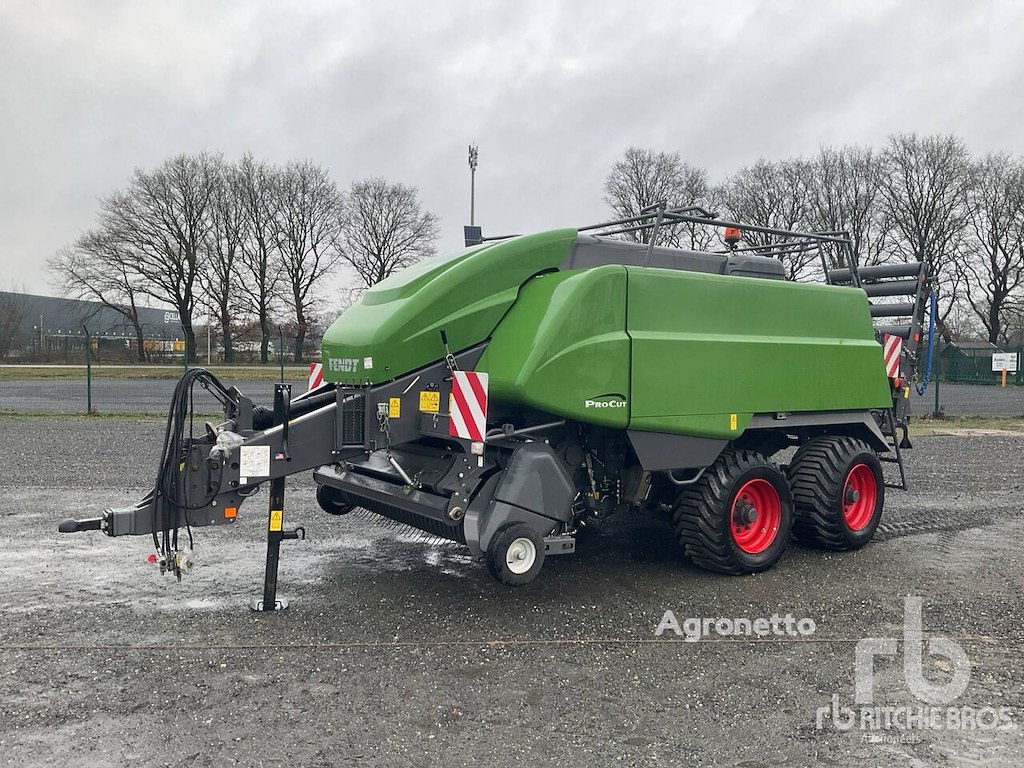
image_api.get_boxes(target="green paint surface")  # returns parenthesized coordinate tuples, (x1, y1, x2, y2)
(321, 230, 892, 439)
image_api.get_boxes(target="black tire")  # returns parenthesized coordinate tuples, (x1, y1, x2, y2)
(486, 523, 545, 586)
(787, 436, 884, 550)
(672, 450, 793, 575)
(316, 484, 355, 516)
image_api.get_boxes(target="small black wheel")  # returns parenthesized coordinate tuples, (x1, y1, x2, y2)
(787, 436, 884, 550)
(316, 484, 355, 516)
(672, 450, 793, 575)
(486, 523, 545, 586)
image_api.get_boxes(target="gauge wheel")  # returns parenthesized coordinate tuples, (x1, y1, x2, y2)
(486, 522, 546, 586)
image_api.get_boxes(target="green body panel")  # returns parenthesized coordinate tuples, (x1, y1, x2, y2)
(320, 228, 891, 442)
(478, 266, 631, 428)
(626, 268, 891, 438)
(320, 230, 577, 384)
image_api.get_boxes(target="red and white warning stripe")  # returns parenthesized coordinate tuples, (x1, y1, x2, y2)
(882, 334, 901, 378)
(308, 362, 324, 391)
(449, 371, 488, 442)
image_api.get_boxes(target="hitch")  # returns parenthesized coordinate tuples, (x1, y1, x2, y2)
(58, 517, 102, 533)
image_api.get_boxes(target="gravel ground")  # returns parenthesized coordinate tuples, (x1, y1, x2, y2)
(0, 416, 1021, 767)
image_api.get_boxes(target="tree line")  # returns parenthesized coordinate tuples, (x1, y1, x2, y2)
(605, 134, 1024, 345)
(50, 153, 439, 362)
(48, 134, 1024, 368)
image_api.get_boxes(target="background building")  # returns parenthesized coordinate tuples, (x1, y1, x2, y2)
(0, 291, 185, 362)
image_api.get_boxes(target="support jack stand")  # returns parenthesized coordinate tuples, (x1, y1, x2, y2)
(251, 384, 305, 612)
(250, 476, 306, 612)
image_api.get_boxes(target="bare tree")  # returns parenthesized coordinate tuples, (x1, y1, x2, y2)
(101, 153, 221, 360)
(998, 298, 1024, 346)
(0, 284, 26, 359)
(880, 134, 973, 319)
(48, 234, 148, 361)
(201, 161, 248, 363)
(236, 153, 284, 364)
(339, 178, 439, 288)
(718, 158, 818, 279)
(604, 147, 715, 248)
(275, 160, 343, 362)
(808, 146, 893, 270)
(961, 152, 1024, 345)
(942, 296, 986, 341)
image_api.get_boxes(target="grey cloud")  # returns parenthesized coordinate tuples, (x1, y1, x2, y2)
(2, 0, 1023, 294)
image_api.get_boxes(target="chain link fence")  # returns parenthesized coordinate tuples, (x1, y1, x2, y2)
(919, 345, 1024, 417)
(915, 381, 1024, 418)
(0, 365, 312, 415)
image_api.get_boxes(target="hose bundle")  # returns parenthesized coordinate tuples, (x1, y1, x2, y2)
(150, 368, 234, 572)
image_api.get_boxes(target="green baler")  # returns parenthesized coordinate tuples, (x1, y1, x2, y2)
(60, 207, 933, 597)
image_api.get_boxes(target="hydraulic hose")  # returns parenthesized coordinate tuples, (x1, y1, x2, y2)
(916, 291, 937, 396)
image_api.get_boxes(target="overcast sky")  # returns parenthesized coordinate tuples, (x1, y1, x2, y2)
(3, 0, 1023, 299)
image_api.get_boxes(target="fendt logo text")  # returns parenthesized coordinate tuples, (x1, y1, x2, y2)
(328, 357, 359, 373)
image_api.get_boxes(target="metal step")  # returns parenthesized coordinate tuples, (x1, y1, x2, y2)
(879, 409, 908, 491)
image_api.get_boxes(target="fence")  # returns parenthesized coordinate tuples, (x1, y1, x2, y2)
(939, 345, 1024, 385)
(916, 345, 1024, 417)
(0, 365, 312, 415)
(6, 325, 322, 367)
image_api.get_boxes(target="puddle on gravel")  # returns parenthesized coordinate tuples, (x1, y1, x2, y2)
(1, 497, 480, 615)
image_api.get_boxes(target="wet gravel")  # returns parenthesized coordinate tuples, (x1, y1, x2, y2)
(0, 416, 1021, 767)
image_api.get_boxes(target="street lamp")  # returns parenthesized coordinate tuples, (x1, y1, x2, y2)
(468, 144, 479, 226)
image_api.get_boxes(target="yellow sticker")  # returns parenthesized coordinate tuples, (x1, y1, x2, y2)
(903, 386, 910, 399)
(389, 397, 401, 418)
(419, 390, 440, 413)
(730, 413, 738, 431)
(269, 510, 283, 532)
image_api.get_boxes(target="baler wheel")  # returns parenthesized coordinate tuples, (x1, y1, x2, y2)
(316, 484, 355, 516)
(486, 523, 546, 586)
(786, 437, 884, 550)
(672, 451, 793, 575)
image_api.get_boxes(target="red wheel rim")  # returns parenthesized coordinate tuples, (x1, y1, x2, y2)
(843, 463, 877, 531)
(730, 479, 782, 554)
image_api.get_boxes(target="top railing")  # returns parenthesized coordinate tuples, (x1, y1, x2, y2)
(578, 202, 860, 285)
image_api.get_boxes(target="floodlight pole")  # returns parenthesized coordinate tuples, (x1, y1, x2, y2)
(468, 144, 479, 226)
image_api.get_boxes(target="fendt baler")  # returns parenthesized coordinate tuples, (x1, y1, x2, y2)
(60, 206, 934, 599)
